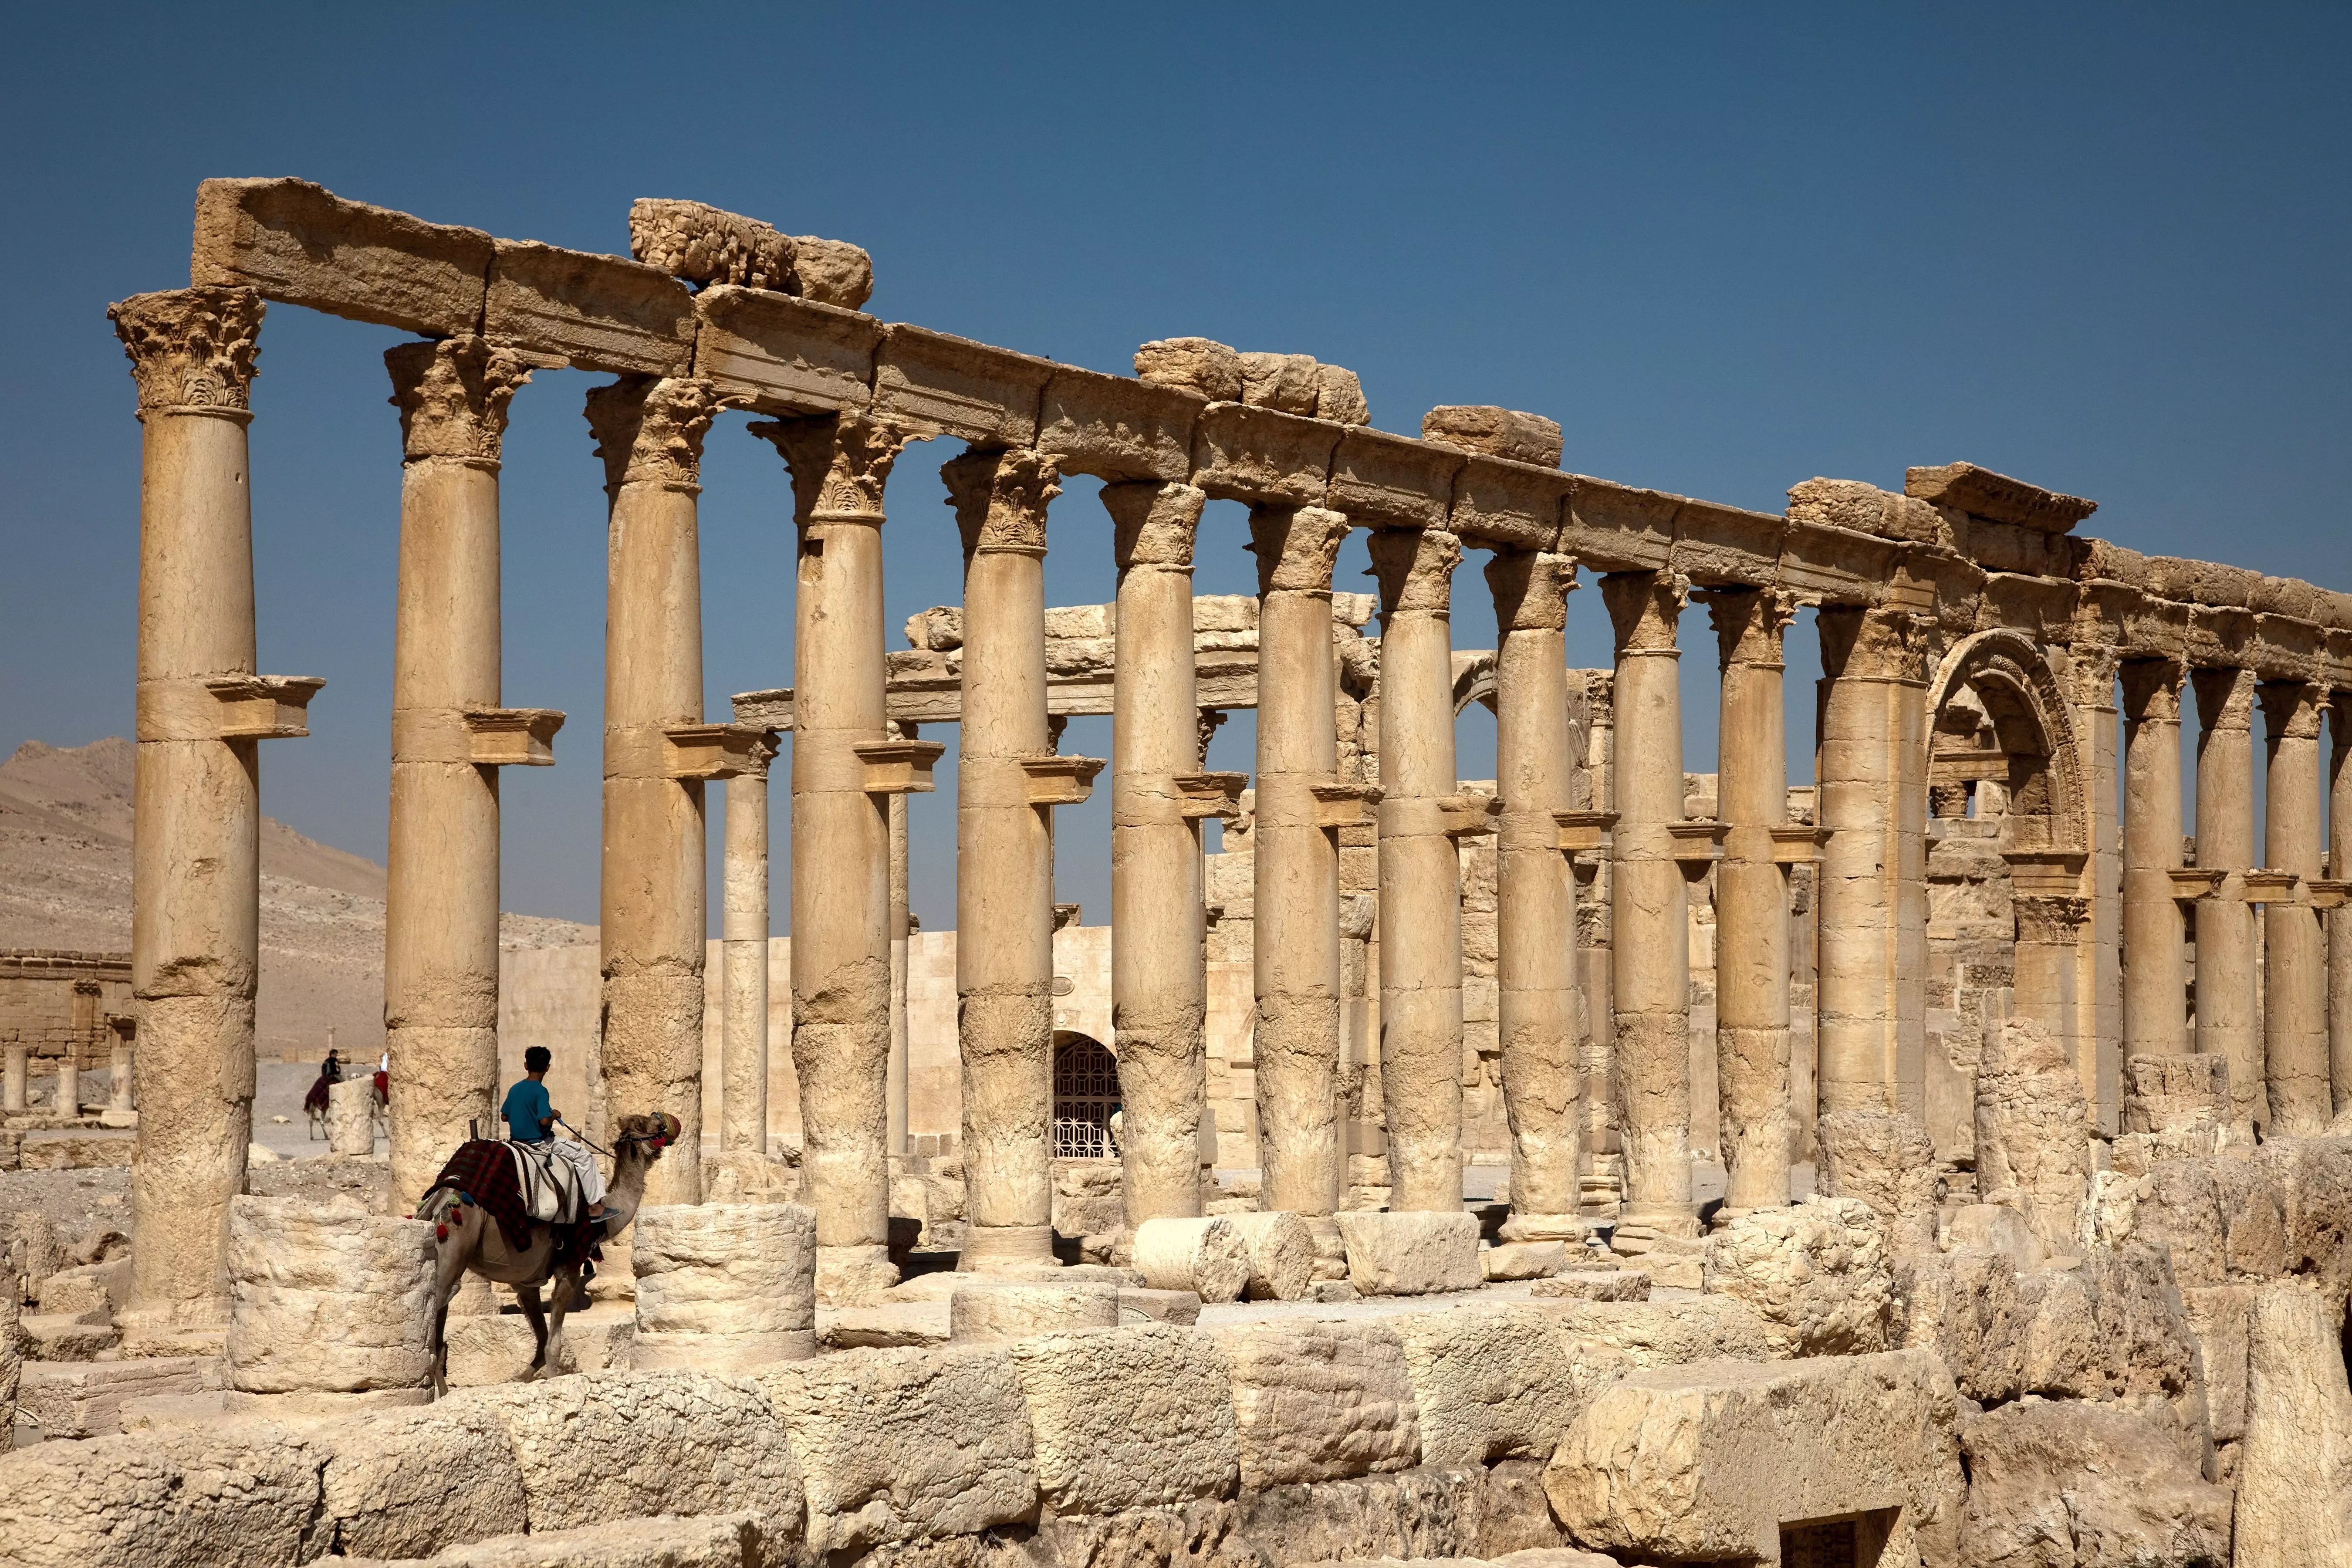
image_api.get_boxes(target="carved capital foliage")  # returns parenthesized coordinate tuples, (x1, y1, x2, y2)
(585, 376, 733, 493)
(751, 411, 918, 525)
(2258, 679, 2325, 741)
(1485, 550, 1575, 634)
(1247, 504, 1351, 595)
(2014, 895, 2091, 943)
(108, 286, 264, 417)
(385, 337, 537, 463)
(941, 447, 1061, 559)
(1104, 481, 1207, 571)
(2118, 657, 2186, 723)
(1818, 605, 1931, 683)
(2056, 642, 2122, 708)
(1698, 587, 1798, 670)
(1197, 707, 1228, 769)
(1599, 570, 1688, 657)
(2191, 665, 2258, 733)
(1367, 527, 1463, 618)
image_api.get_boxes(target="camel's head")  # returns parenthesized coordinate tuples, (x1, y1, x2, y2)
(614, 1112, 680, 1162)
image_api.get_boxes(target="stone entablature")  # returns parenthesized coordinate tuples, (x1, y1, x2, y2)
(0, 951, 132, 1066)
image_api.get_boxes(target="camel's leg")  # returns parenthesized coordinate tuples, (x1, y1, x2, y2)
(541, 1268, 583, 1377)
(515, 1284, 549, 1379)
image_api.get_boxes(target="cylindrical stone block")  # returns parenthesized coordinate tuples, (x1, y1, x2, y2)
(107, 1041, 133, 1117)
(2261, 682, 2328, 1133)
(631, 1202, 818, 1369)
(722, 762, 773, 1155)
(328, 1077, 377, 1156)
(949, 1279, 1120, 1344)
(2331, 694, 2352, 1115)
(1131, 1215, 1250, 1303)
(2193, 667, 2261, 1134)
(3, 1044, 24, 1114)
(2121, 661, 2190, 1055)
(223, 1196, 437, 1401)
(54, 1061, 81, 1119)
(1218, 1209, 1315, 1301)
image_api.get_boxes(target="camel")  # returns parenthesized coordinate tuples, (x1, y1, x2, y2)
(416, 1112, 675, 1387)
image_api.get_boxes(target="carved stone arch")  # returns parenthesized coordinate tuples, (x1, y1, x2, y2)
(1452, 651, 1499, 716)
(1924, 629, 2088, 855)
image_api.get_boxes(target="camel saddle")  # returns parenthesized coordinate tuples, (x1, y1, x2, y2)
(423, 1139, 599, 1271)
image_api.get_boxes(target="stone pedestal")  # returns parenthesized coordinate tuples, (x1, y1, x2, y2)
(327, 1078, 376, 1156)
(949, 1280, 1119, 1343)
(2121, 659, 2190, 1054)
(1106, 481, 1213, 1230)
(1369, 527, 1467, 1213)
(222, 1196, 436, 1409)
(631, 1202, 818, 1370)
(2260, 682, 2328, 1132)
(1248, 504, 1354, 1217)
(2193, 667, 2261, 1134)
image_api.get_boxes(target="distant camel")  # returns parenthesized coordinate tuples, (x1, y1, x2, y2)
(414, 1112, 675, 1387)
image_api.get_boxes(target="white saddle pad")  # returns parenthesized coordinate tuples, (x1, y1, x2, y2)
(507, 1140, 582, 1225)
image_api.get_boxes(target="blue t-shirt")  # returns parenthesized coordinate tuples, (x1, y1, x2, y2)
(501, 1078, 554, 1142)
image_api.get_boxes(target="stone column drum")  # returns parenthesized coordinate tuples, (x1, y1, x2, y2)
(1368, 526, 1468, 1214)
(589, 377, 732, 1207)
(1705, 588, 1798, 1214)
(631, 1202, 818, 1369)
(382, 339, 547, 1209)
(2331, 693, 2352, 1115)
(1248, 504, 1355, 1218)
(223, 1196, 437, 1412)
(110, 287, 286, 1341)
(757, 413, 918, 1302)
(2, 1044, 23, 1114)
(1601, 571, 1695, 1236)
(1815, 606, 1930, 1119)
(722, 733, 780, 1155)
(1106, 480, 1213, 1227)
(1488, 551, 1583, 1236)
(328, 1077, 377, 1156)
(2120, 659, 2190, 1054)
(946, 448, 1065, 1268)
(889, 757, 913, 1156)
(2259, 681, 2328, 1132)
(2192, 666, 2261, 1134)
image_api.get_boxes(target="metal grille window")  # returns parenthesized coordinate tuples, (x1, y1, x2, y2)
(1051, 1035, 1121, 1159)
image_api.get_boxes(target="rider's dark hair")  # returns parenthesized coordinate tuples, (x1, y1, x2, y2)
(524, 1046, 552, 1072)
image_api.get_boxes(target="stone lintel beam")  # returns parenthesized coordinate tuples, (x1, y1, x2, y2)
(1906, 461, 2098, 534)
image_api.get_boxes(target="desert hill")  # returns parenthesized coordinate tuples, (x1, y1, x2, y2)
(0, 738, 592, 1059)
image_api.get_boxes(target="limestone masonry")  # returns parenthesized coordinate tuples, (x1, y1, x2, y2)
(3, 175, 2351, 1568)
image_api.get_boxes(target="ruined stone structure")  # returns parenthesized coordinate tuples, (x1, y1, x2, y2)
(7, 176, 2352, 1567)
(0, 951, 133, 1120)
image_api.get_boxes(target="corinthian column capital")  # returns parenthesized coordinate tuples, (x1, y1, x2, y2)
(941, 448, 1061, 559)
(2192, 665, 2258, 732)
(750, 411, 919, 525)
(2119, 657, 2187, 723)
(1104, 481, 1207, 572)
(1485, 550, 1575, 633)
(1247, 504, 1351, 595)
(585, 376, 734, 494)
(1600, 570, 1688, 656)
(1818, 604, 1932, 683)
(2015, 894, 2092, 943)
(1697, 586, 1798, 670)
(1367, 527, 1463, 619)
(385, 338, 541, 464)
(2257, 679, 2325, 740)
(108, 286, 265, 420)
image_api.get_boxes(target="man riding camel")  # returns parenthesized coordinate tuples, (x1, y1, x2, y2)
(500, 1046, 608, 1223)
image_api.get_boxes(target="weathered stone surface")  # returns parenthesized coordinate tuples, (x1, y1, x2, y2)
(1536, 1296, 1773, 1370)
(1239, 352, 1324, 416)
(1701, 1196, 1893, 1357)
(754, 1343, 1037, 1553)
(346, 1513, 764, 1567)
(452, 1369, 802, 1540)
(2234, 1281, 2352, 1564)
(2254, 1135, 2352, 1292)
(1135, 338, 1244, 402)
(1816, 1108, 1944, 1252)
(1529, 1267, 1650, 1302)
(1420, 407, 1564, 470)
(2180, 1284, 2253, 1443)
(1545, 1350, 1963, 1568)
(629, 199, 794, 290)
(631, 1202, 818, 1369)
(2130, 1159, 2227, 1284)
(1958, 1399, 2231, 1568)
(1976, 1018, 2092, 1254)
(1208, 1320, 1420, 1488)
(0, 1421, 326, 1568)
(1892, 1248, 2025, 1404)
(1906, 461, 2097, 533)
(224, 1196, 438, 1395)
(1392, 1302, 1580, 1466)
(483, 239, 695, 377)
(1945, 1203, 2048, 1269)
(2014, 1245, 2199, 1406)
(1785, 476, 1944, 544)
(1119, 1287, 1204, 1325)
(321, 1399, 530, 1561)
(790, 236, 874, 311)
(950, 1280, 1120, 1343)
(1338, 1210, 1483, 1296)
(0, 1267, 15, 1432)
(1221, 1210, 1317, 1301)
(442, 1314, 633, 1386)
(192, 176, 492, 338)
(2122, 1053, 2230, 1136)
(1316, 365, 1370, 426)
(1236, 1466, 1493, 1566)
(1287, 1555, 1614, 1568)
(1480, 1241, 1564, 1281)
(14, 1356, 219, 1440)
(1007, 1324, 1240, 1514)
(1133, 1215, 1251, 1303)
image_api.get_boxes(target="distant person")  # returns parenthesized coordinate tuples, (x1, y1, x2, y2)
(321, 1047, 342, 1085)
(500, 1046, 606, 1221)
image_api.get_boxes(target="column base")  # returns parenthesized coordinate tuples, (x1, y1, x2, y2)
(816, 1244, 899, 1308)
(1612, 1204, 1703, 1241)
(631, 1328, 819, 1372)
(957, 1224, 1057, 1271)
(1500, 1211, 1591, 1244)
(220, 1387, 433, 1416)
(116, 1300, 228, 1359)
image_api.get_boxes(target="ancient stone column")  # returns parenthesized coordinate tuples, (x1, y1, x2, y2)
(223, 1197, 437, 1413)
(2259, 680, 2328, 1132)
(945, 448, 1065, 1269)
(1601, 571, 1696, 1237)
(382, 339, 544, 1210)
(1815, 606, 1931, 1119)
(2192, 666, 2261, 1134)
(2120, 659, 2190, 1054)
(2011, 892, 2088, 1040)
(1248, 504, 1355, 1217)
(1105, 480, 1212, 1227)
(889, 748, 913, 1157)
(1368, 526, 1467, 1214)
(587, 376, 731, 1207)
(106, 1027, 134, 1122)
(721, 733, 780, 1154)
(1703, 588, 1798, 1214)
(755, 414, 919, 1301)
(2332, 693, 2352, 1115)
(1487, 551, 1582, 1237)
(3, 1044, 24, 1113)
(110, 287, 276, 1341)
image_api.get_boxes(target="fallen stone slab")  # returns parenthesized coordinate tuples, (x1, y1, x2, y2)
(1133, 1215, 1251, 1302)
(1392, 1301, 1582, 1466)
(340, 1512, 764, 1567)
(1529, 1268, 1649, 1302)
(14, 1354, 217, 1439)
(1119, 1287, 1203, 1325)
(1481, 1241, 1564, 1281)
(1007, 1322, 1240, 1515)
(818, 1301, 949, 1349)
(1700, 1195, 1893, 1357)
(1208, 1318, 1421, 1488)
(20, 1312, 116, 1358)
(1420, 406, 1565, 470)
(950, 1279, 1120, 1344)
(1959, 1398, 2230, 1568)
(1338, 1210, 1482, 1296)
(318, 1398, 531, 1562)
(0, 1419, 327, 1567)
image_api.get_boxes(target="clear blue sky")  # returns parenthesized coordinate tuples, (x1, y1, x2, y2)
(3, 4, 2345, 935)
